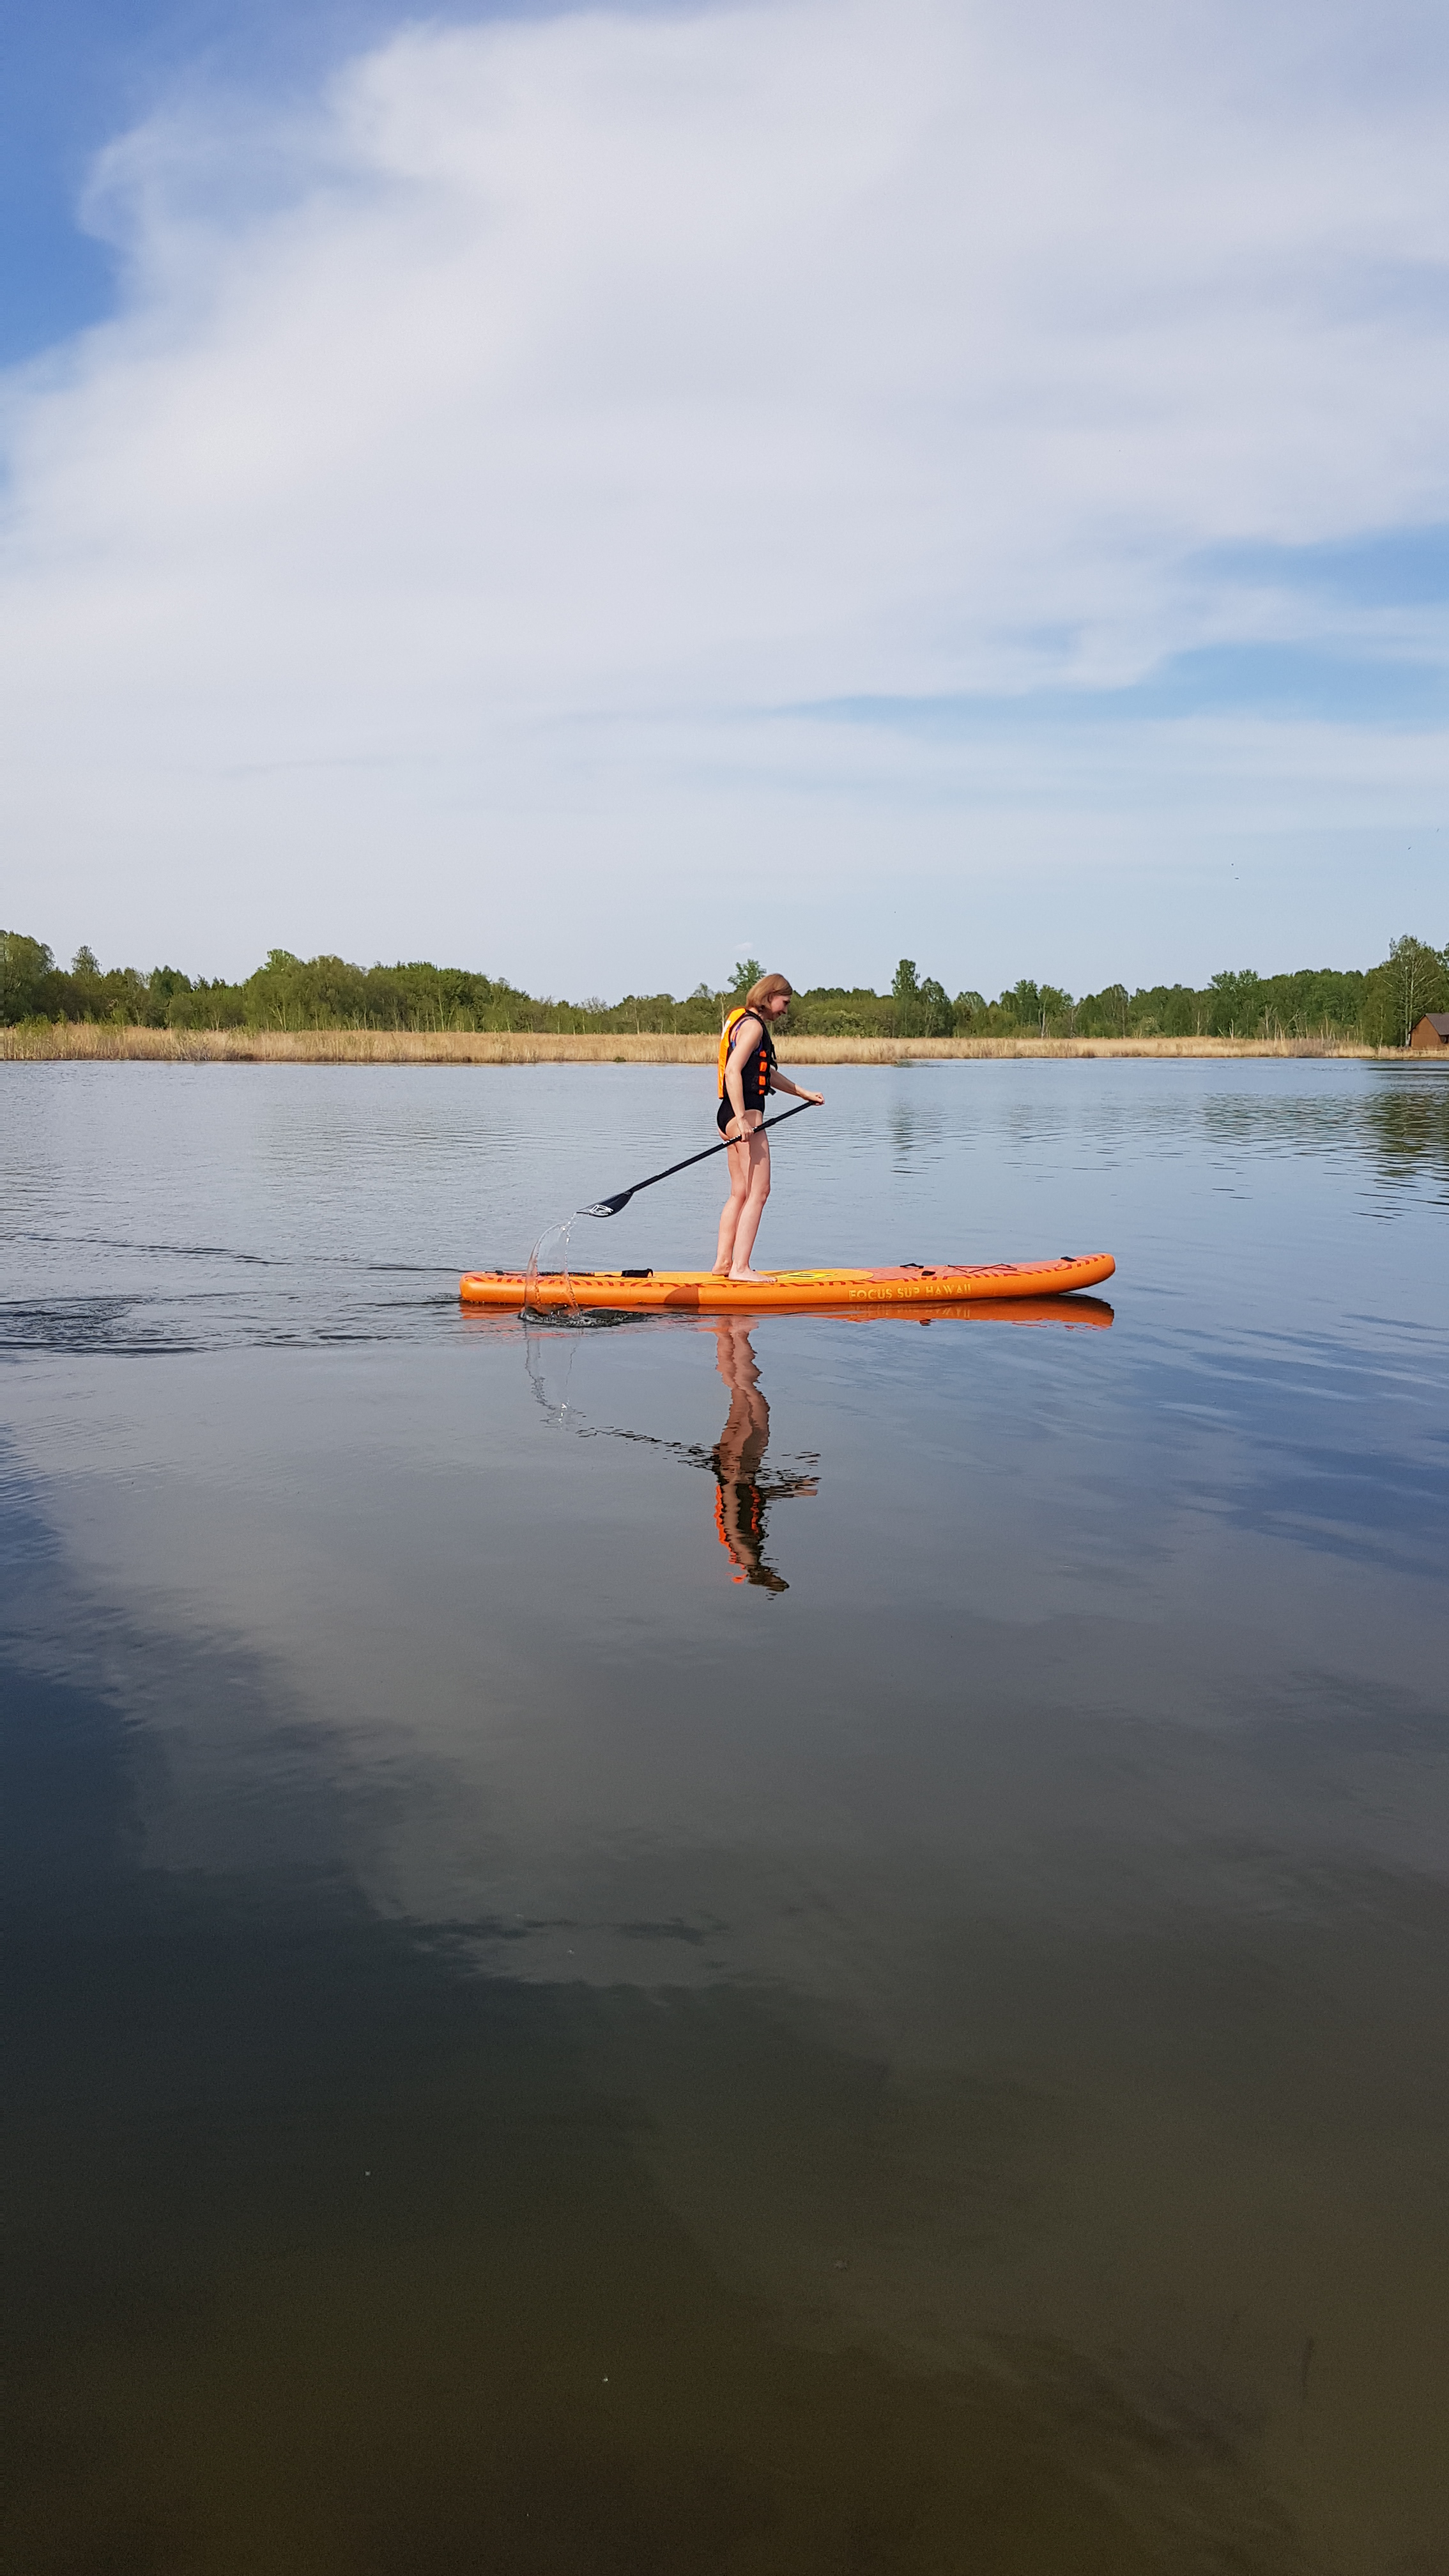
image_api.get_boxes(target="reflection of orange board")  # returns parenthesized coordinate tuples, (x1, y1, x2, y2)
(868, 1294, 1114, 1328)
(459, 1254, 1115, 1313)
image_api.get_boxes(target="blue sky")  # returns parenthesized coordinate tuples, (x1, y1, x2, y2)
(2, 2, 387, 358)
(1, 2, 623, 351)
(1, 0, 1446, 995)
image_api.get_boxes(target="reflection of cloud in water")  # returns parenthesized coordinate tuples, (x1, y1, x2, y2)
(5, 1055, 1448, 2570)
(4, 1500, 1442, 2573)
(4, 1364, 1449, 2566)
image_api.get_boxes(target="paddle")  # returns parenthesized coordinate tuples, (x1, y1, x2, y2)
(576, 1101, 817, 1218)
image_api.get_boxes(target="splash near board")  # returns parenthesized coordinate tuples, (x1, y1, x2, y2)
(459, 1254, 1116, 1313)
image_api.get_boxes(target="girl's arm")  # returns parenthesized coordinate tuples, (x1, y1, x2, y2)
(769, 1070, 825, 1107)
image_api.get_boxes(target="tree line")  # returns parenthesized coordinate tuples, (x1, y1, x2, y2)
(1, 930, 1446, 1048)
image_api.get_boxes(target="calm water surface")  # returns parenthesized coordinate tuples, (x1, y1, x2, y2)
(3, 1059, 1448, 2575)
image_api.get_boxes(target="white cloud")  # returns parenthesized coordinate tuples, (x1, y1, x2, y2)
(2, 0, 1448, 989)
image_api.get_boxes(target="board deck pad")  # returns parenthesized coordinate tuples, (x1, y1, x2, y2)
(459, 1254, 1116, 1313)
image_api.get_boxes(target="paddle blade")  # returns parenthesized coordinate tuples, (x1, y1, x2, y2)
(578, 1191, 630, 1218)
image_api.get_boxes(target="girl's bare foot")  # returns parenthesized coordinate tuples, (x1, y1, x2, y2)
(729, 1267, 773, 1282)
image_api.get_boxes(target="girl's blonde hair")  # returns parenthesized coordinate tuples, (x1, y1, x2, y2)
(742, 972, 792, 1014)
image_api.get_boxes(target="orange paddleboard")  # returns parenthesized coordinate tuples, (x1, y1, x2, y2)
(459, 1254, 1115, 1313)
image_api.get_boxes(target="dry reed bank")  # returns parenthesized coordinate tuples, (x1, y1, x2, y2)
(0, 1024, 1413, 1066)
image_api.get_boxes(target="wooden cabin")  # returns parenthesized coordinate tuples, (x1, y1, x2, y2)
(1408, 1013, 1449, 1050)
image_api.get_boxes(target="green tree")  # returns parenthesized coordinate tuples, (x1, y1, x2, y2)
(1367, 933, 1449, 1046)
(1206, 969, 1263, 1037)
(729, 958, 763, 997)
(1130, 984, 1204, 1036)
(38, 945, 151, 1024)
(790, 986, 896, 1037)
(891, 958, 921, 1035)
(918, 976, 953, 1036)
(990, 974, 1072, 1035)
(1076, 983, 1131, 1038)
(0, 930, 55, 1022)
(999, 978, 1043, 1031)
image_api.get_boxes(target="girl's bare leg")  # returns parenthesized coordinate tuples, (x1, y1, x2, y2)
(713, 1319, 768, 1448)
(712, 1133, 753, 1273)
(712, 1322, 776, 1583)
(728, 1136, 772, 1278)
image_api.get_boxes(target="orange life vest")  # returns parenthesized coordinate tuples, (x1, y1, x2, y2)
(717, 1007, 776, 1107)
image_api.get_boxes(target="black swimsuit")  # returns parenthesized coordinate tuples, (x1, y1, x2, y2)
(717, 1015, 778, 1134)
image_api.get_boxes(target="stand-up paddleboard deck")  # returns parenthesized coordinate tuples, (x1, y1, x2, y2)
(459, 1254, 1115, 1313)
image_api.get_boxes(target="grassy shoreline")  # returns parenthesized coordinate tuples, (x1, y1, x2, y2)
(0, 1024, 1423, 1066)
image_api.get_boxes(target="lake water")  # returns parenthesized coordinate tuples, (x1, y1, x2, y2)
(3, 1057, 1447, 2575)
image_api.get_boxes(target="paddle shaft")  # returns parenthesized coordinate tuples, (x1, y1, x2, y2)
(579, 1101, 815, 1216)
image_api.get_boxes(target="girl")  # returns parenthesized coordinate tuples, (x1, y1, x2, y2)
(712, 974, 823, 1280)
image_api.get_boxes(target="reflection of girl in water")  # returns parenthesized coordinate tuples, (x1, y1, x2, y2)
(711, 1317, 817, 1592)
(523, 1312, 816, 1592)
